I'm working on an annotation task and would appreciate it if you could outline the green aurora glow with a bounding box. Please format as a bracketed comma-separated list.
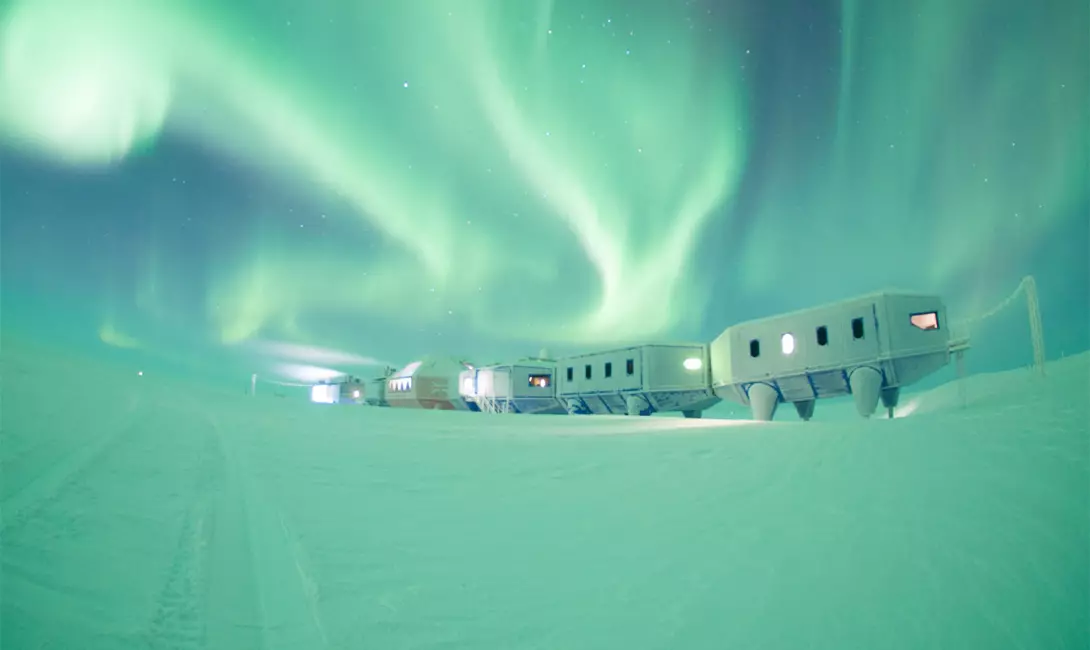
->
[0, 0, 1085, 375]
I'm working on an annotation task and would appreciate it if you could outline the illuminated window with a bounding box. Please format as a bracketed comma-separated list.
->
[816, 326, 828, 346]
[683, 357, 702, 370]
[604, 362, 612, 378]
[749, 339, 760, 358]
[462, 377, 475, 394]
[910, 311, 940, 330]
[781, 333, 795, 355]
[585, 364, 592, 379]
[626, 359, 634, 375]
[389, 377, 413, 392]
[851, 317, 865, 340]
[528, 374, 551, 388]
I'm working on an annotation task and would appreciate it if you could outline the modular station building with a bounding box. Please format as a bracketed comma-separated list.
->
[309, 375, 366, 405]
[309, 289, 969, 422]
[361, 366, 397, 407]
[458, 358, 567, 414]
[555, 344, 720, 418]
[710, 291, 963, 421]
[384, 356, 478, 411]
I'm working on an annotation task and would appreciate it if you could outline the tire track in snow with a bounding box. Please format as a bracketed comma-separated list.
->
[166, 397, 273, 650]
[0, 394, 144, 536]
[145, 416, 224, 650]
[208, 403, 331, 649]
[279, 511, 329, 646]
[184, 398, 329, 649]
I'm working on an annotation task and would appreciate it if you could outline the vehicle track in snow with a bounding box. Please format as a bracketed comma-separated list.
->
[150, 396, 277, 650]
[197, 399, 331, 649]
[144, 409, 224, 650]
[1, 393, 145, 537]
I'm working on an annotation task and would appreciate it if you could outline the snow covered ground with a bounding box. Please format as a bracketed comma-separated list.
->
[2, 340, 1087, 649]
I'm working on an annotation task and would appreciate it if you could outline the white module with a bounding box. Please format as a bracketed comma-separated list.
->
[709, 292, 962, 421]
[458, 359, 567, 415]
[556, 344, 720, 418]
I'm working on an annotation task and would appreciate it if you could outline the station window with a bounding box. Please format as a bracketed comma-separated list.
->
[851, 317, 865, 339]
[816, 325, 828, 346]
[910, 311, 940, 330]
[585, 364, 592, 379]
[528, 374, 551, 388]
[626, 358, 634, 375]
[749, 339, 761, 358]
[566, 367, 573, 381]
[604, 361, 613, 378]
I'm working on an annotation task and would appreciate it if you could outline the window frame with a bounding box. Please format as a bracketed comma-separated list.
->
[851, 317, 865, 340]
[528, 374, 552, 388]
[909, 311, 941, 331]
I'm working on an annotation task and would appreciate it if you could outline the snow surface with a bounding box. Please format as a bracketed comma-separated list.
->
[2, 341, 1088, 649]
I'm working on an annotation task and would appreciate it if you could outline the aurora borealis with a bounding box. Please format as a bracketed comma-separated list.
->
[1, 0, 1087, 380]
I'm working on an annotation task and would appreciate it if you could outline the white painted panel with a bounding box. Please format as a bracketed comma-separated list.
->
[881, 294, 950, 357]
[557, 346, 644, 395]
[512, 365, 556, 398]
[644, 345, 707, 391]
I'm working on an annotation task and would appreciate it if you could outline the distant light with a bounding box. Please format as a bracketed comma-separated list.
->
[781, 333, 795, 355]
[352, 390, 361, 399]
[310, 384, 337, 404]
[403, 82, 409, 88]
[683, 357, 702, 371]
[137, 371, 143, 376]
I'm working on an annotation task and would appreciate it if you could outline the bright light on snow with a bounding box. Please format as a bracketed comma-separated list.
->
[309, 384, 338, 403]
[683, 357, 702, 370]
[781, 332, 795, 355]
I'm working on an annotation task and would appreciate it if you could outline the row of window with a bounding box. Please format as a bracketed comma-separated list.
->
[749, 320, 864, 358]
[748, 311, 940, 358]
[565, 358, 636, 382]
[388, 377, 413, 392]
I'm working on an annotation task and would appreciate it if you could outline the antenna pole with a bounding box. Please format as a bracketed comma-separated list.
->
[1023, 276, 1046, 377]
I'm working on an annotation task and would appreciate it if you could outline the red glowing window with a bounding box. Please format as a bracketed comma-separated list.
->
[528, 374, 551, 388]
[910, 312, 940, 330]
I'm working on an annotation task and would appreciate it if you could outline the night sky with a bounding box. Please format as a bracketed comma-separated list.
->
[1, 0, 1087, 384]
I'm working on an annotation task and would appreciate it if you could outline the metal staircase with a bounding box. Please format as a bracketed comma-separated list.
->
[477, 394, 513, 414]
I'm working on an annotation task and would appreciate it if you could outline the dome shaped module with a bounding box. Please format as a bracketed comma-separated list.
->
[385, 357, 479, 411]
